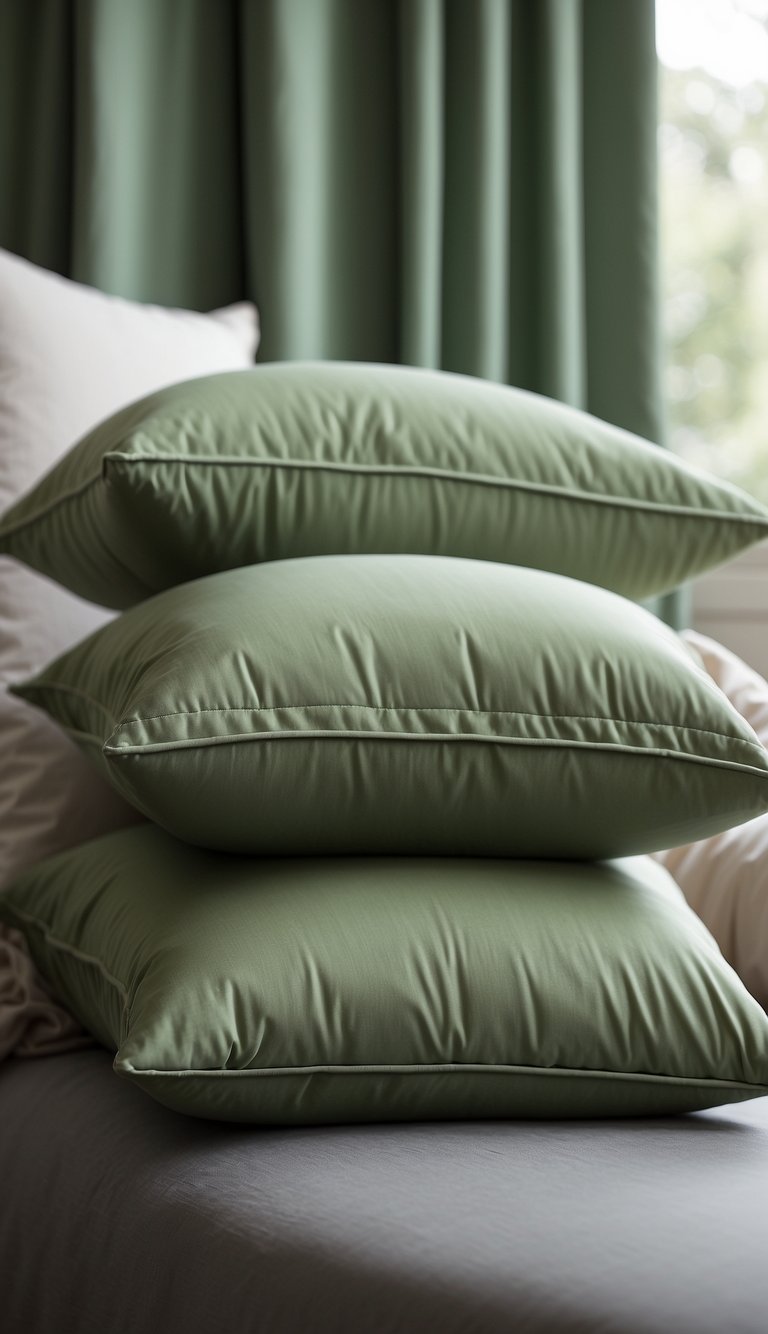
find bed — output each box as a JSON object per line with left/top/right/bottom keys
{"left": 3, "top": 1048, "right": 768, "bottom": 1334}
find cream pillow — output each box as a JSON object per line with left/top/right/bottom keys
{"left": 657, "top": 630, "right": 768, "bottom": 1010}
{"left": 0, "top": 247, "right": 259, "bottom": 889}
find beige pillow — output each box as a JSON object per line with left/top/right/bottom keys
{"left": 0, "top": 247, "right": 259, "bottom": 889}
{"left": 657, "top": 630, "right": 768, "bottom": 1010}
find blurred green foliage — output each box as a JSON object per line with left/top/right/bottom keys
{"left": 659, "top": 61, "right": 768, "bottom": 498}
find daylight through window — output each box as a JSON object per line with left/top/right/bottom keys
{"left": 657, "top": 0, "right": 768, "bottom": 499}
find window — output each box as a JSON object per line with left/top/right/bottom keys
{"left": 657, "top": 0, "right": 768, "bottom": 501}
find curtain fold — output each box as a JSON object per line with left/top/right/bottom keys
{"left": 70, "top": 0, "right": 245, "bottom": 308}
{"left": 0, "top": 0, "right": 664, "bottom": 445}
{"left": 582, "top": 0, "right": 663, "bottom": 442}
{"left": 240, "top": 0, "right": 401, "bottom": 361}
{"left": 397, "top": 0, "right": 444, "bottom": 370}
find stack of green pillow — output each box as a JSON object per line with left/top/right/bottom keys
{"left": 3, "top": 362, "right": 768, "bottom": 1123}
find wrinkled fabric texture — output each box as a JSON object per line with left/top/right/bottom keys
{"left": 0, "top": 247, "right": 258, "bottom": 894}
{"left": 14, "top": 556, "right": 768, "bottom": 859}
{"left": 657, "top": 632, "right": 768, "bottom": 1011}
{"left": 0, "top": 924, "right": 87, "bottom": 1059}
{"left": 3, "top": 1049, "right": 768, "bottom": 1334}
{"left": 2, "top": 363, "right": 765, "bottom": 609}
{"left": 2, "top": 828, "right": 768, "bottom": 1123}
{"left": 0, "top": 247, "right": 257, "bottom": 1065}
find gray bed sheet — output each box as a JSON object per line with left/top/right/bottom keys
{"left": 2, "top": 1050, "right": 768, "bottom": 1334}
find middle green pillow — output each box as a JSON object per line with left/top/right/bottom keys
{"left": 14, "top": 555, "right": 768, "bottom": 858}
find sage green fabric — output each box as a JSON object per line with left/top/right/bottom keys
{"left": 1, "top": 365, "right": 765, "bottom": 609}
{"left": 13, "top": 556, "right": 768, "bottom": 858}
{"left": 2, "top": 826, "right": 768, "bottom": 1123}
{"left": 0, "top": 1, "right": 661, "bottom": 422}
{"left": 0, "top": 0, "right": 683, "bottom": 621}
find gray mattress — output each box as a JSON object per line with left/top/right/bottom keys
{"left": 3, "top": 1050, "right": 768, "bottom": 1334}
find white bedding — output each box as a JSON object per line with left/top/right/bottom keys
{"left": 657, "top": 630, "right": 768, "bottom": 1009}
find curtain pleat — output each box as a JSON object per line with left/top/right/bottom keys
{"left": 69, "top": 0, "right": 244, "bottom": 308}
{"left": 440, "top": 0, "right": 512, "bottom": 382}
{"left": 241, "top": 0, "right": 401, "bottom": 362}
{"left": 582, "top": 0, "right": 663, "bottom": 444}
{"left": 0, "top": 0, "right": 74, "bottom": 272}
{"left": 0, "top": 0, "right": 663, "bottom": 436}
{"left": 397, "top": 0, "right": 444, "bottom": 369}
{"left": 528, "top": 0, "right": 586, "bottom": 406}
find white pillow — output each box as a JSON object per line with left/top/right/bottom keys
{"left": 656, "top": 629, "right": 768, "bottom": 1010}
{"left": 0, "top": 247, "right": 259, "bottom": 888}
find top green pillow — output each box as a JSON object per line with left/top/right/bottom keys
{"left": 1, "top": 362, "right": 766, "bottom": 608}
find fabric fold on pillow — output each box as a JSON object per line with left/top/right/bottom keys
{"left": 1, "top": 361, "right": 767, "bottom": 608}
{"left": 12, "top": 556, "right": 768, "bottom": 859}
{"left": 0, "top": 924, "right": 88, "bottom": 1060}
{"left": 0, "top": 245, "right": 258, "bottom": 890}
{"left": 2, "top": 827, "right": 768, "bottom": 1123}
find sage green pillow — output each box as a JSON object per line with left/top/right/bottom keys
{"left": 2, "top": 826, "right": 767, "bottom": 1123}
{"left": 13, "top": 555, "right": 768, "bottom": 858}
{"left": 1, "top": 362, "right": 766, "bottom": 608}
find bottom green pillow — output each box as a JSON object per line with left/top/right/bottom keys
{"left": 3, "top": 825, "right": 768, "bottom": 1123}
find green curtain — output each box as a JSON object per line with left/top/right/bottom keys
{"left": 0, "top": 0, "right": 662, "bottom": 428}
{"left": 0, "top": 0, "right": 674, "bottom": 610}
